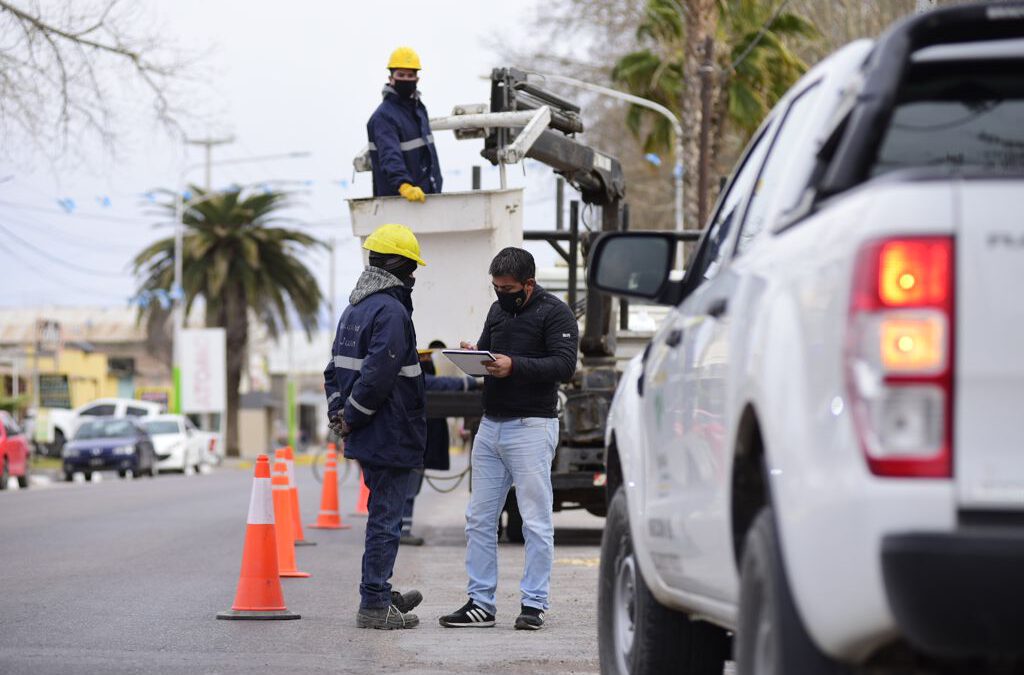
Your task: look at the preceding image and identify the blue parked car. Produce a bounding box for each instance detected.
[62,417,158,481]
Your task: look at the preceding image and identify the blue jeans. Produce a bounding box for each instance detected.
[401,470,424,534]
[465,416,558,614]
[360,464,412,608]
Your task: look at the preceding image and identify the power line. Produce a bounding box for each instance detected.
[0,237,129,300]
[0,209,145,253]
[0,199,146,224]
[0,222,132,278]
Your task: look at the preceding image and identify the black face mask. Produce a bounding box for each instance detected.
[393,80,417,99]
[403,275,416,289]
[496,287,528,314]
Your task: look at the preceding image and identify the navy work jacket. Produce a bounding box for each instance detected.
[367,85,443,197]
[324,269,426,469]
[423,372,474,471]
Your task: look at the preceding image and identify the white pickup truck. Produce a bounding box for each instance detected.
[590,5,1024,674]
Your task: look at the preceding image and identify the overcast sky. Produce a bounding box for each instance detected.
[0,0,568,322]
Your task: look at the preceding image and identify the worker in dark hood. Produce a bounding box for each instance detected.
[323,223,427,630]
[367,46,442,201]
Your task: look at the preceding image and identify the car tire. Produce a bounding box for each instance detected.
[598,487,730,675]
[736,508,850,675]
[17,473,29,489]
[51,430,66,459]
[64,472,74,482]
[83,471,93,482]
[0,458,9,490]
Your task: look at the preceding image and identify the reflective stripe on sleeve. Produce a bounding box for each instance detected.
[348,395,376,416]
[326,392,341,405]
[399,363,422,378]
[367,135,434,152]
[334,355,364,370]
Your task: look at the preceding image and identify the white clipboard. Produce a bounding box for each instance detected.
[441,349,496,377]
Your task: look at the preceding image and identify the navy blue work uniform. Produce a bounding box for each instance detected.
[401,367,476,536]
[324,266,426,609]
[367,85,443,197]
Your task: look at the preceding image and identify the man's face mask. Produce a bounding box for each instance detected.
[393,79,417,99]
[495,285,529,314]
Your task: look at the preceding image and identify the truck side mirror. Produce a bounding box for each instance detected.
[587,232,677,303]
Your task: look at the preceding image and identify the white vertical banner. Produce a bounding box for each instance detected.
[179,328,227,414]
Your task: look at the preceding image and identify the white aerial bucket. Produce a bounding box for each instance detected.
[348,189,524,349]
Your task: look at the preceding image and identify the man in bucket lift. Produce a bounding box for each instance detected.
[368,47,442,202]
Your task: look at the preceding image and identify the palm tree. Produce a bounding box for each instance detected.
[718,0,817,136]
[133,185,324,457]
[611,0,816,223]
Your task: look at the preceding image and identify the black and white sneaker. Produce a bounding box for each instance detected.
[438,599,495,628]
[514,605,544,630]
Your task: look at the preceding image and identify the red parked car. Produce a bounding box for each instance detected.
[0,411,30,489]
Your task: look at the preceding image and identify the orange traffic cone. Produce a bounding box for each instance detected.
[278,447,316,546]
[309,445,351,530]
[217,455,299,620]
[272,461,310,578]
[352,465,370,517]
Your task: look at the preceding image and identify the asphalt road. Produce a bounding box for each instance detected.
[0,452,604,674]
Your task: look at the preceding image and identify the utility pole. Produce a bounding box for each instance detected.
[697,36,715,228]
[186,136,236,190]
[328,237,337,321]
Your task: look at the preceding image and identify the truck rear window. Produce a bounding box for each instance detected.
[873,59,1024,176]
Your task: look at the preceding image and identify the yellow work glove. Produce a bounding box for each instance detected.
[398,183,426,203]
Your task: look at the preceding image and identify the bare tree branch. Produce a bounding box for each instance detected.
[0,0,203,161]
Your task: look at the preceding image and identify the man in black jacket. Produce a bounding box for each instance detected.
[439,247,579,631]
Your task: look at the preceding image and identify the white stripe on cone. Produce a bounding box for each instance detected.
[247,477,275,525]
[285,459,296,489]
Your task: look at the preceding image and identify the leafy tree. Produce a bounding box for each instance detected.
[612,0,815,223]
[133,186,324,456]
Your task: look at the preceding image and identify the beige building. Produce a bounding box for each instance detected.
[0,307,172,411]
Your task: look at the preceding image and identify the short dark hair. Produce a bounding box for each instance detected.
[489,247,535,283]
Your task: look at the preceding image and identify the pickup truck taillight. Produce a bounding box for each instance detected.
[846,238,954,478]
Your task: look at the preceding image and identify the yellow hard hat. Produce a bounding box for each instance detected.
[387,46,422,71]
[363,223,426,266]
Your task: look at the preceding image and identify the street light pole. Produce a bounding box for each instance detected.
[527,72,685,234]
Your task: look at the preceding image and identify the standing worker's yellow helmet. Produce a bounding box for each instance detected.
[387,46,422,71]
[363,223,427,266]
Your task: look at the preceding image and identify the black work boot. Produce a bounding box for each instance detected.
[400,532,425,546]
[356,604,419,630]
[391,589,423,613]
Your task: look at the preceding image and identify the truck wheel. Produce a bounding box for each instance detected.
[501,490,524,544]
[51,430,66,458]
[599,488,729,675]
[736,508,849,675]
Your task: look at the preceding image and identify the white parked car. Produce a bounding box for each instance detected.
[43,398,165,456]
[591,5,1024,675]
[142,415,220,473]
